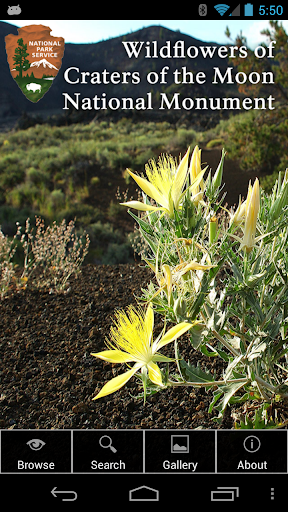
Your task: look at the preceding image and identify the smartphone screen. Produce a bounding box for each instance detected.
[0,7,288,505]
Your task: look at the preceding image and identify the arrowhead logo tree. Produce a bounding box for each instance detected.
[5,24,65,102]
[13,38,30,79]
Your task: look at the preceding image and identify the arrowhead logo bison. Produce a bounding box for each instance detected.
[5,24,65,102]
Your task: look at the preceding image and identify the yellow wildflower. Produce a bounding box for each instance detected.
[91,303,194,400]
[230,178,262,253]
[121,147,205,218]
[189,145,207,205]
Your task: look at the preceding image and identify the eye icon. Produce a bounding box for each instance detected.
[26,439,46,451]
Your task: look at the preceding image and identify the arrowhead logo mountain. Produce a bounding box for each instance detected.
[5,24,65,102]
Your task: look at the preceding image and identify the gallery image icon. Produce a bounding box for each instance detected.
[171,435,189,453]
[99,435,117,453]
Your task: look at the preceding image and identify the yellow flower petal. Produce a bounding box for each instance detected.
[91,349,135,363]
[178,261,215,275]
[189,146,206,203]
[92,367,139,399]
[120,200,164,212]
[190,166,207,190]
[145,303,154,338]
[153,354,175,363]
[147,361,163,386]
[236,178,260,253]
[143,259,156,273]
[171,147,190,209]
[162,264,173,305]
[190,145,201,180]
[157,322,194,350]
[230,197,246,226]
[126,170,168,209]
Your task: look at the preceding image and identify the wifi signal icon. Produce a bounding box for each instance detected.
[214,3,230,15]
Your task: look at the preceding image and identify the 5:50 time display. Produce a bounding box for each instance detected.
[259,4,284,15]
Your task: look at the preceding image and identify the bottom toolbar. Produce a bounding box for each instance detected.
[0,429,287,474]
[0,473,286,505]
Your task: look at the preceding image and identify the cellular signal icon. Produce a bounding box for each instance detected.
[214,3,230,15]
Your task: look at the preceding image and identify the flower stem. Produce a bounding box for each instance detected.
[253,374,288,398]
[167,378,248,388]
[174,339,183,378]
[201,306,239,357]
[211,329,240,357]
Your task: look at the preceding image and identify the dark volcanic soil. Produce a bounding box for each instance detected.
[0,263,236,430]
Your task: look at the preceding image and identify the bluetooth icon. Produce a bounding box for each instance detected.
[198,3,207,15]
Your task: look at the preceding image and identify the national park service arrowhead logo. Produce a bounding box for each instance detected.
[5,24,65,102]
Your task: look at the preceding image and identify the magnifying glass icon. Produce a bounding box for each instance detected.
[99,435,117,453]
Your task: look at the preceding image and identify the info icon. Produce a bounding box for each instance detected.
[198,3,207,15]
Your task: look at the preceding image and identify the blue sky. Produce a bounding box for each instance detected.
[1,19,287,47]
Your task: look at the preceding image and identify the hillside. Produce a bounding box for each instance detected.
[0,23,269,266]
[0,117,267,266]
[0,22,241,128]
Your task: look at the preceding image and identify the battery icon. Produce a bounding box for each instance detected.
[244,3,253,15]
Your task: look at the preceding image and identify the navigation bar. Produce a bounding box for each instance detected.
[0,429,286,474]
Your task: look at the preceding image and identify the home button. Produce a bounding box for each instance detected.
[129,485,159,501]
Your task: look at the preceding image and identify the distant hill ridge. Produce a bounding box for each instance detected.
[0,21,238,126]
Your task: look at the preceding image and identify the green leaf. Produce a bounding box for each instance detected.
[139,228,159,257]
[247,341,267,361]
[231,261,243,283]
[241,291,265,323]
[200,343,229,361]
[208,259,225,281]
[208,390,223,414]
[134,373,163,400]
[234,402,282,429]
[173,207,183,238]
[207,309,226,332]
[211,148,226,193]
[128,210,154,235]
[179,359,214,384]
[269,182,288,224]
[188,273,209,319]
[212,379,248,420]
[245,271,267,289]
[200,344,219,358]
[229,392,250,404]
[224,354,245,379]
[189,323,207,349]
